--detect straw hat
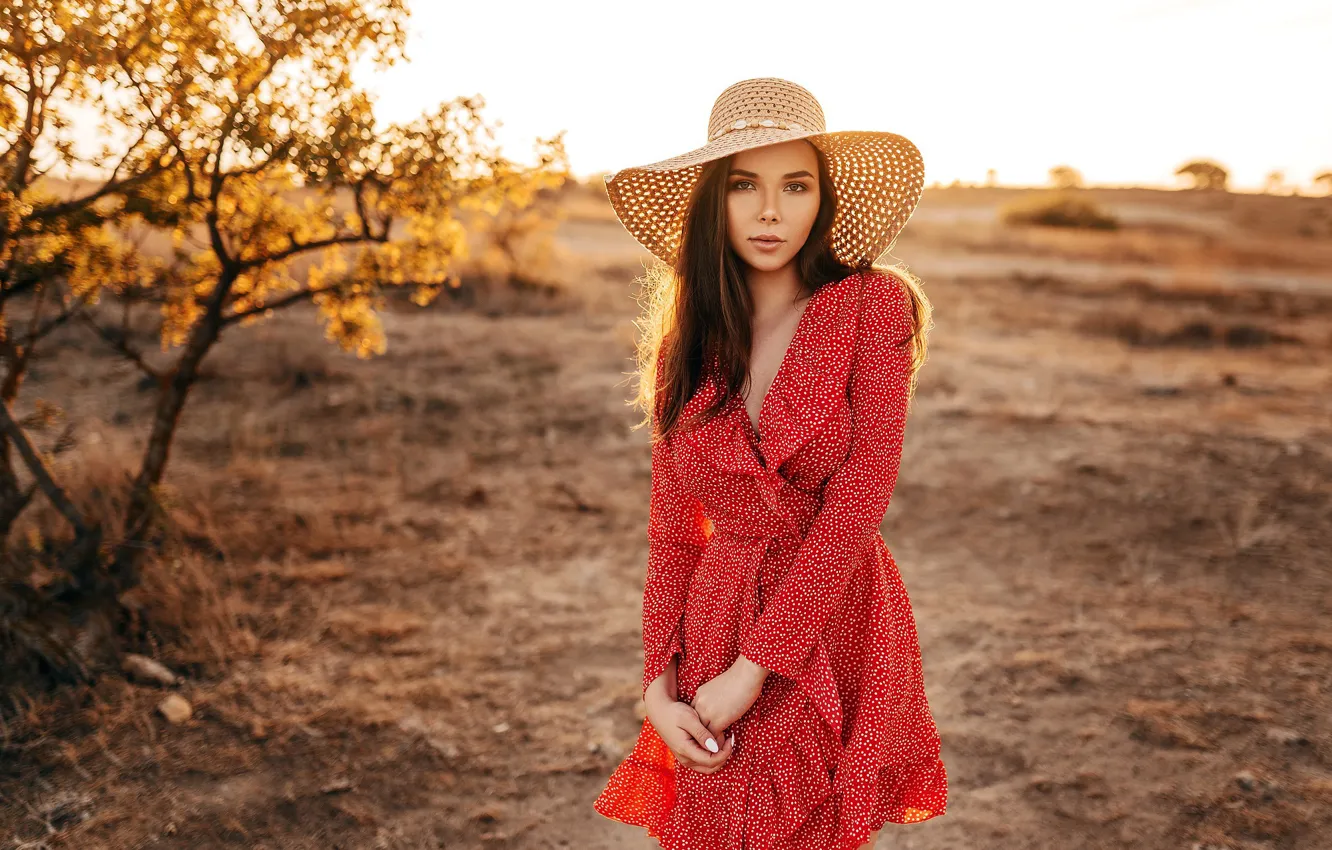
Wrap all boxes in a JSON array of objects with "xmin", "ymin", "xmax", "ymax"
[{"xmin": 603, "ymin": 77, "xmax": 925, "ymax": 268}]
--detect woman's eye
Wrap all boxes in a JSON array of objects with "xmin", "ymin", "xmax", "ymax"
[{"xmin": 729, "ymin": 180, "xmax": 808, "ymax": 191}]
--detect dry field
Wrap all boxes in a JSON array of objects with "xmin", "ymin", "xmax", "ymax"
[{"xmin": 1, "ymin": 186, "xmax": 1329, "ymax": 849}]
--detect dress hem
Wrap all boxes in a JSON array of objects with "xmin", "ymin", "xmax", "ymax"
[{"xmin": 593, "ymin": 751, "xmax": 948, "ymax": 850}]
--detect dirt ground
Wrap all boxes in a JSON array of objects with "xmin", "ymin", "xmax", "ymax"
[{"xmin": 2, "ymin": 187, "xmax": 1330, "ymax": 849}]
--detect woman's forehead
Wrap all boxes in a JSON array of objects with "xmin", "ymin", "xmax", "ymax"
[{"xmin": 729, "ymin": 140, "xmax": 818, "ymax": 173}]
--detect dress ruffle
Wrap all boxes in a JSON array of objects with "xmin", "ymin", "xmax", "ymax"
[
  {"xmin": 594, "ymin": 681, "xmax": 948, "ymax": 850},
  {"xmin": 592, "ymin": 718, "xmax": 677, "ymax": 839},
  {"xmin": 753, "ymin": 339, "xmax": 847, "ymax": 475},
  {"xmin": 744, "ymin": 683, "xmax": 840, "ymax": 846}
]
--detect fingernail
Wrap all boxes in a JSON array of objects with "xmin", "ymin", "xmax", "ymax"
[
  {"xmin": 705, "ymin": 737, "xmax": 718, "ymax": 753},
  {"xmin": 729, "ymin": 733, "xmax": 735, "ymax": 747}
]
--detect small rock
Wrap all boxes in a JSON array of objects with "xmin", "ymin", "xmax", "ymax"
[
  {"xmin": 1141, "ymin": 385, "xmax": 1182, "ymax": 397},
  {"xmin": 157, "ymin": 694, "xmax": 192, "ymax": 725},
  {"xmin": 39, "ymin": 790, "xmax": 94, "ymax": 828},
  {"xmin": 1234, "ymin": 770, "xmax": 1258, "ymax": 790},
  {"xmin": 122, "ymin": 653, "xmax": 177, "ymax": 687},
  {"xmin": 321, "ymin": 777, "xmax": 355, "ymax": 794},
  {"xmin": 492, "ymin": 722, "xmax": 510, "ymax": 734},
  {"xmin": 1073, "ymin": 771, "xmax": 1107, "ymax": 798},
  {"xmin": 471, "ymin": 804, "xmax": 502, "ymax": 824},
  {"xmin": 1265, "ymin": 726, "xmax": 1308, "ymax": 746}
]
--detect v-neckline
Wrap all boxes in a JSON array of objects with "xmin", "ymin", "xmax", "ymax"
[{"xmin": 741, "ymin": 288, "xmax": 818, "ymax": 444}]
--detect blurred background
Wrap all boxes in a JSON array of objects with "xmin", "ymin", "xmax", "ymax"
[{"xmin": 1, "ymin": 1, "xmax": 1328, "ymax": 848}]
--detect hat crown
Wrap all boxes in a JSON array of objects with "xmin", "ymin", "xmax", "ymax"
[{"xmin": 706, "ymin": 77, "xmax": 827, "ymax": 142}]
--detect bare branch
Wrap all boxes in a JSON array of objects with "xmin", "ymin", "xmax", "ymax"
[
  {"xmin": 238, "ymin": 231, "xmax": 382, "ymax": 271},
  {"xmin": 0, "ymin": 399, "xmax": 90, "ymax": 535},
  {"xmin": 23, "ymin": 161, "xmax": 173, "ymax": 224},
  {"xmin": 353, "ymin": 180, "xmax": 373, "ymax": 238},
  {"xmin": 75, "ymin": 313, "xmax": 164, "ymax": 382},
  {"xmin": 24, "ymin": 305, "xmax": 82, "ymax": 345},
  {"xmin": 221, "ymin": 285, "xmax": 322, "ymax": 325}
]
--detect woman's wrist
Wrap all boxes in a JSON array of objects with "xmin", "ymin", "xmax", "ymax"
[
  {"xmin": 734, "ymin": 653, "xmax": 770, "ymax": 685},
  {"xmin": 645, "ymin": 677, "xmax": 674, "ymax": 706},
  {"xmin": 645, "ymin": 655, "xmax": 680, "ymax": 703}
]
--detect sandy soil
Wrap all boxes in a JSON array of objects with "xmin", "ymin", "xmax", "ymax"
[{"xmin": 2, "ymin": 187, "xmax": 1330, "ymax": 849}]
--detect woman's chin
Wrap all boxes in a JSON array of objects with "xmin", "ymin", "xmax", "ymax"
[{"xmin": 740, "ymin": 249, "xmax": 795, "ymax": 272}]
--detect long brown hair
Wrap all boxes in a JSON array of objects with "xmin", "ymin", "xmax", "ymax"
[{"xmin": 629, "ymin": 141, "xmax": 932, "ymax": 442}]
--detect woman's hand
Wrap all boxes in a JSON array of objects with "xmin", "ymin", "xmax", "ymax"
[
  {"xmin": 645, "ymin": 689, "xmax": 735, "ymax": 774},
  {"xmin": 689, "ymin": 654, "xmax": 768, "ymax": 746}
]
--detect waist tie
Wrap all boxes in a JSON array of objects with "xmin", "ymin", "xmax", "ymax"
[
  {"xmin": 708, "ymin": 519, "xmax": 845, "ymax": 741},
  {"xmin": 710, "ymin": 521, "xmax": 800, "ymax": 624}
]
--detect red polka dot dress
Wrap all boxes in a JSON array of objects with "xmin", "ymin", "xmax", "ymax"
[{"xmin": 594, "ymin": 270, "xmax": 949, "ymax": 849}]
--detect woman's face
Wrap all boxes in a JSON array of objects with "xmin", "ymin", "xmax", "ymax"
[{"xmin": 725, "ymin": 140, "xmax": 821, "ymax": 273}]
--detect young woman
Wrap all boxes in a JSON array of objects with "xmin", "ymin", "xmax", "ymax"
[{"xmin": 593, "ymin": 78, "xmax": 948, "ymax": 850}]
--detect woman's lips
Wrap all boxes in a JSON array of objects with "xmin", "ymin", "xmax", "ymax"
[{"xmin": 749, "ymin": 237, "xmax": 784, "ymax": 252}]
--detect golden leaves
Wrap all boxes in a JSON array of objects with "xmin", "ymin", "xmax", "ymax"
[
  {"xmin": 4, "ymin": 0, "xmax": 568, "ymax": 367},
  {"xmin": 312, "ymin": 285, "xmax": 385, "ymax": 359}
]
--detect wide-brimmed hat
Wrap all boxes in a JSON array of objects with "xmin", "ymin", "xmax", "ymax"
[{"xmin": 603, "ymin": 77, "xmax": 925, "ymax": 269}]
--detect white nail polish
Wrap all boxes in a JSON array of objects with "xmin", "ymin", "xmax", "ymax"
[{"xmin": 706, "ymin": 737, "xmax": 718, "ymax": 753}]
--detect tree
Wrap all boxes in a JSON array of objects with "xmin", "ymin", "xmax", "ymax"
[
  {"xmin": 1, "ymin": 0, "xmax": 178, "ymax": 595},
  {"xmin": 1048, "ymin": 165, "xmax": 1082, "ymax": 190},
  {"xmin": 1, "ymin": 0, "xmax": 567, "ymax": 679},
  {"xmin": 1175, "ymin": 159, "xmax": 1229, "ymax": 191},
  {"xmin": 1314, "ymin": 170, "xmax": 1332, "ymax": 196}
]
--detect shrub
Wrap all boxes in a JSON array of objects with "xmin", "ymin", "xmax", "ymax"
[{"xmin": 999, "ymin": 191, "xmax": 1119, "ymax": 230}]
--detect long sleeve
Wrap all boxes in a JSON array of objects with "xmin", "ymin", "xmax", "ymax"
[
  {"xmin": 739, "ymin": 276, "xmax": 915, "ymax": 680},
  {"xmin": 641, "ymin": 429, "xmax": 711, "ymax": 698}
]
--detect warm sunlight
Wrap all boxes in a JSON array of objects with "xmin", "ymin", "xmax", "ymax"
[
  {"xmin": 358, "ymin": 0, "xmax": 1331, "ymax": 191},
  {"xmin": 4, "ymin": 2, "xmax": 1329, "ymax": 847}
]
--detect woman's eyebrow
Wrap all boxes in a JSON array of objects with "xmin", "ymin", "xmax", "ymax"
[{"xmin": 729, "ymin": 168, "xmax": 814, "ymax": 179}]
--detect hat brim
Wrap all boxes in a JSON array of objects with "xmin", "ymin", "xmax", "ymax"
[{"xmin": 604, "ymin": 128, "xmax": 924, "ymax": 268}]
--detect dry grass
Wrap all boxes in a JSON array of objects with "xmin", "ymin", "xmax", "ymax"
[
  {"xmin": 911, "ymin": 186, "xmax": 1332, "ymax": 273},
  {"xmin": 1, "ymin": 185, "xmax": 1329, "ymax": 849}
]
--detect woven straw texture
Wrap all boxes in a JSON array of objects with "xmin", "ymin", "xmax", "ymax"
[{"xmin": 604, "ymin": 78, "xmax": 924, "ymax": 268}]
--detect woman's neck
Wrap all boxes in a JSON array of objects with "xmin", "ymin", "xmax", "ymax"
[{"xmin": 744, "ymin": 262, "xmax": 806, "ymax": 317}]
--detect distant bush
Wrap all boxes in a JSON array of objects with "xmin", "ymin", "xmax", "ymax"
[
  {"xmin": 999, "ymin": 191, "xmax": 1119, "ymax": 229},
  {"xmin": 1176, "ymin": 159, "xmax": 1229, "ymax": 191},
  {"xmin": 1048, "ymin": 165, "xmax": 1084, "ymax": 190}
]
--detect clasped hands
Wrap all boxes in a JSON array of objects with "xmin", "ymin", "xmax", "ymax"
[{"xmin": 644, "ymin": 653, "xmax": 769, "ymax": 774}]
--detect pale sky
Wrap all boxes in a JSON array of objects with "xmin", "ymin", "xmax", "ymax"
[{"xmin": 357, "ymin": 0, "xmax": 1331, "ymax": 191}]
